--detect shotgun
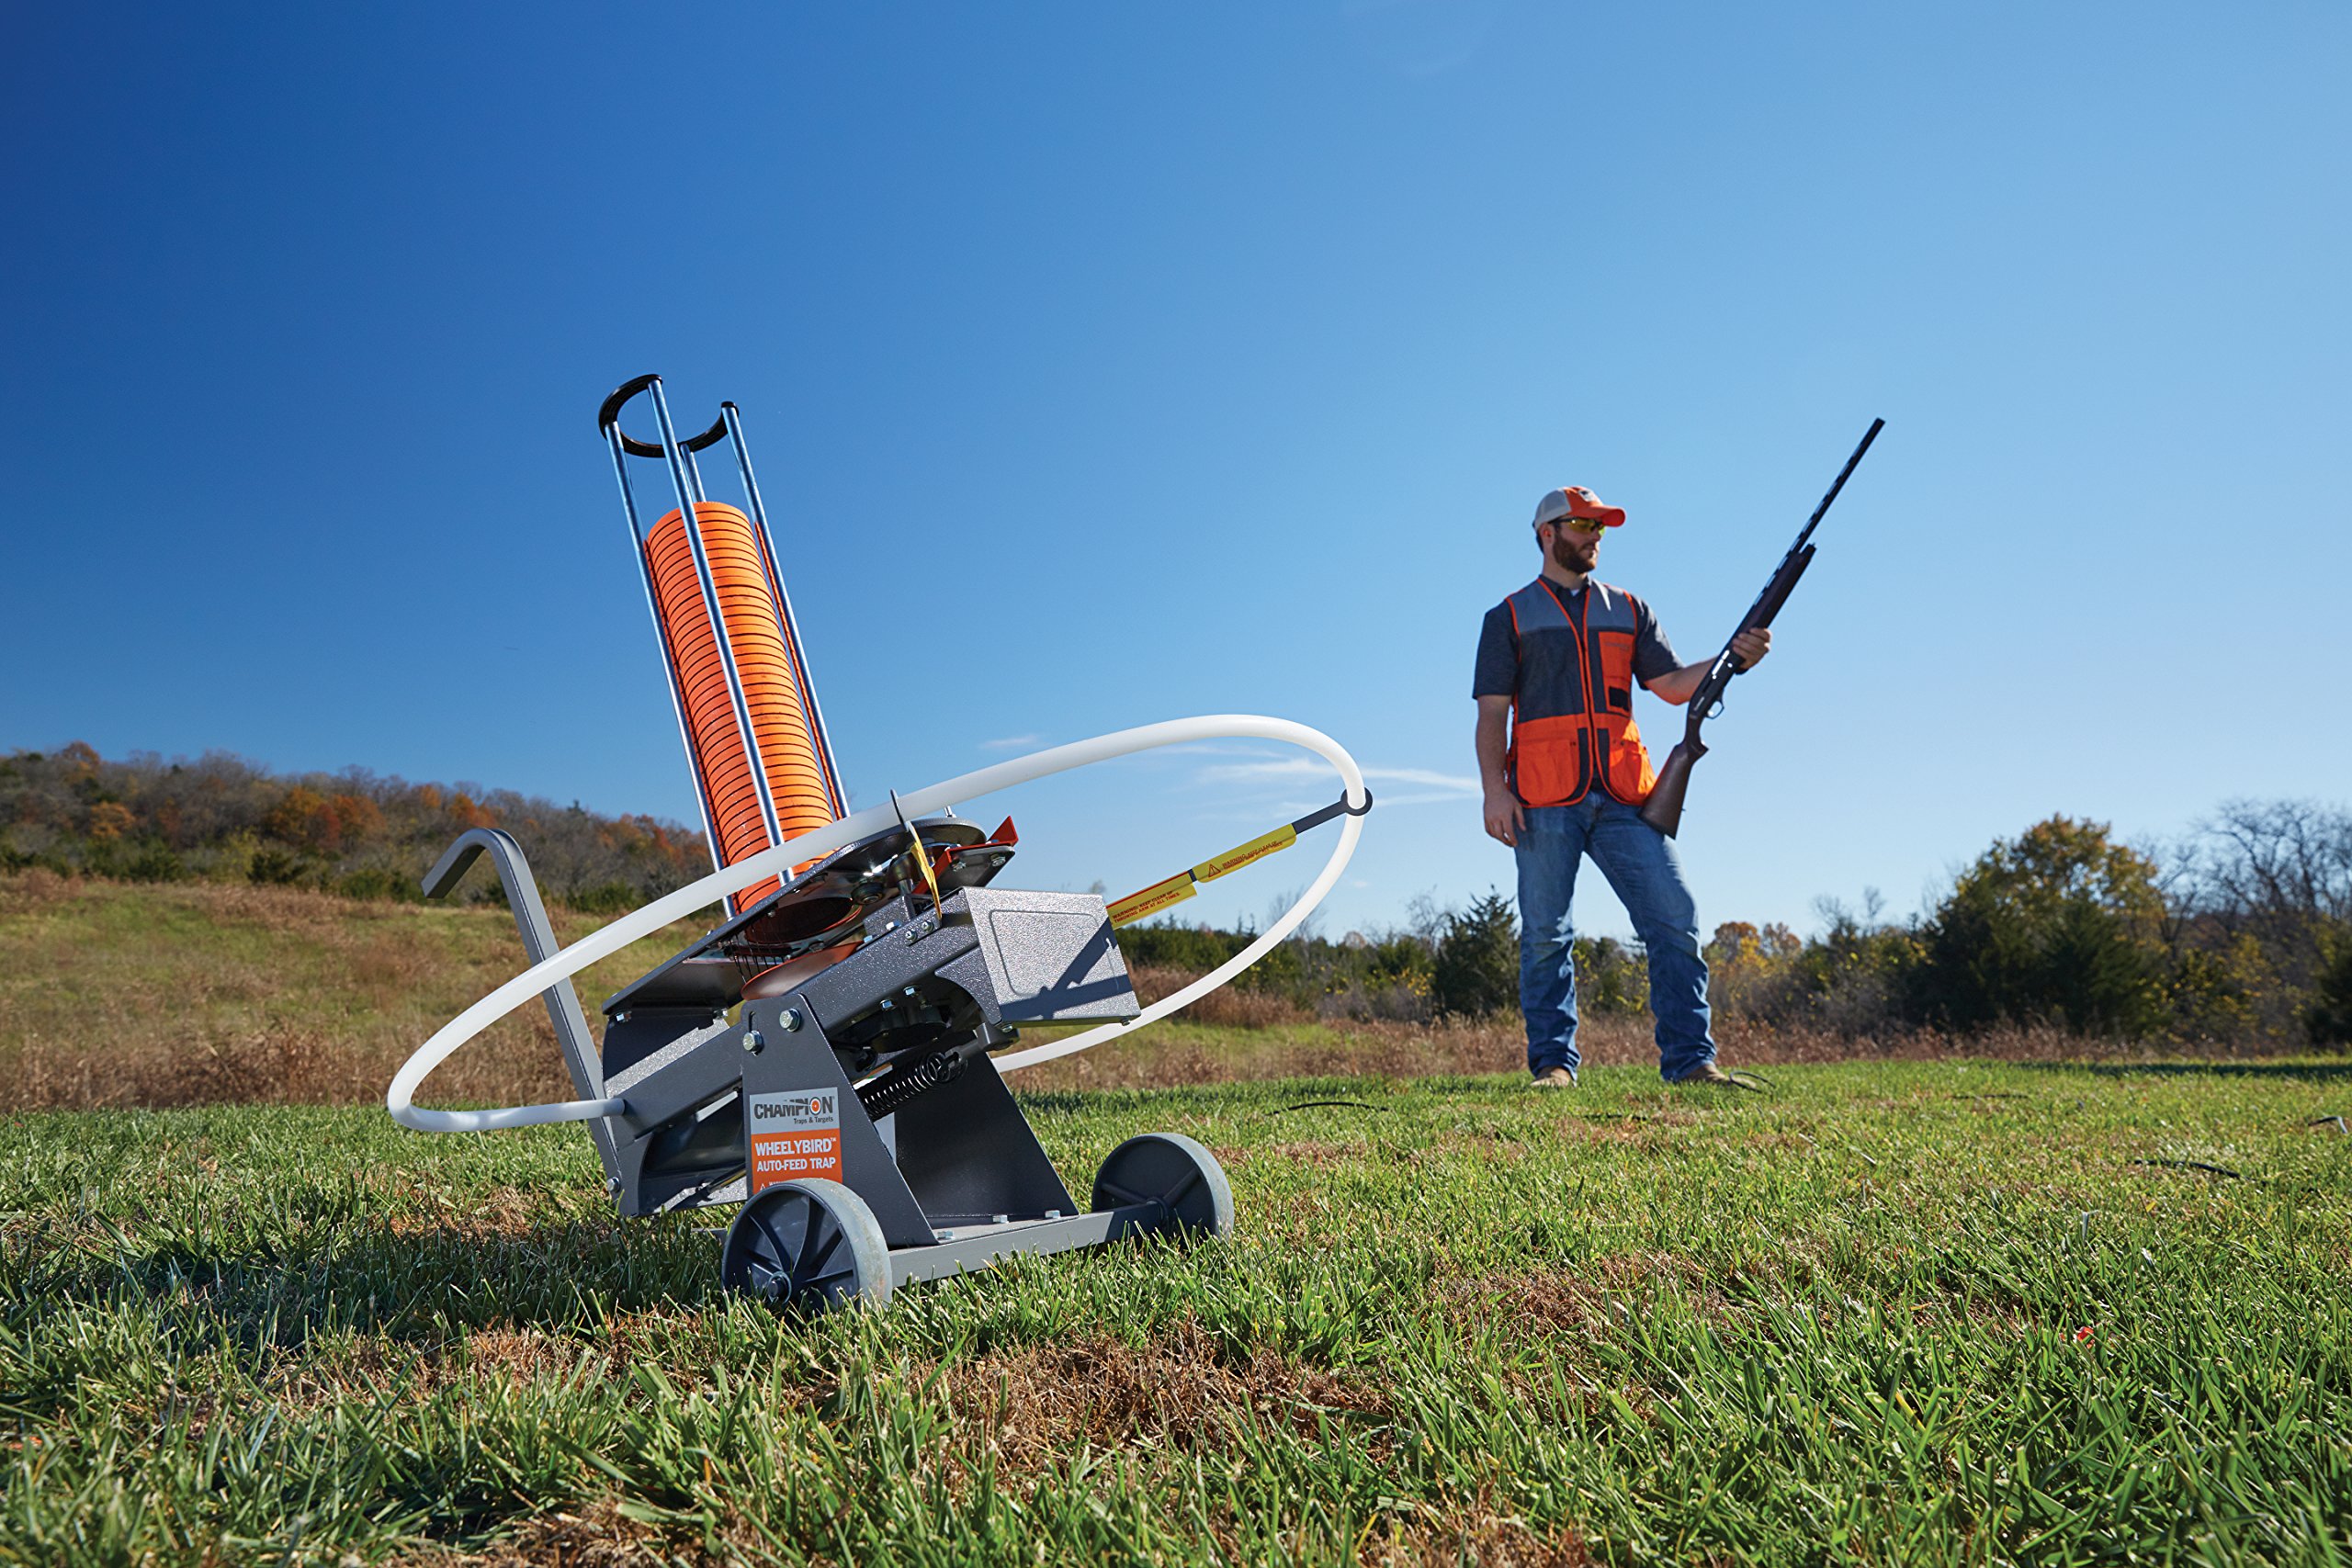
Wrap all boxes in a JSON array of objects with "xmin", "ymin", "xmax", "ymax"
[{"xmin": 1638, "ymin": 418, "xmax": 1884, "ymax": 839}]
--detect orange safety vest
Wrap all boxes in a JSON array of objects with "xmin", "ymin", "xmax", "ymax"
[{"xmin": 1503, "ymin": 579, "xmax": 1659, "ymax": 807}]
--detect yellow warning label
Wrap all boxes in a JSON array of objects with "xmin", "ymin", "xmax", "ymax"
[
  {"xmin": 1193, "ymin": 824, "xmax": 1297, "ymax": 884},
  {"xmin": 1108, "ymin": 872, "xmax": 1197, "ymax": 928}
]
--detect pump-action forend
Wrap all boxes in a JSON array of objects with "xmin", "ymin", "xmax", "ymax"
[{"xmin": 1637, "ymin": 418, "xmax": 1885, "ymax": 839}]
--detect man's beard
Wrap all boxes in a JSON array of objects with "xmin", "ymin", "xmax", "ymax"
[{"xmin": 1550, "ymin": 534, "xmax": 1599, "ymax": 575}]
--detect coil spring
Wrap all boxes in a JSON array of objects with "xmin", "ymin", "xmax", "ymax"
[{"xmin": 857, "ymin": 1046, "xmax": 969, "ymax": 1120}]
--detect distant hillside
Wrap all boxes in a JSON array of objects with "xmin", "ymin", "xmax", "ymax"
[
  {"xmin": 0, "ymin": 742, "xmax": 709, "ymax": 911},
  {"xmin": 0, "ymin": 869, "xmax": 709, "ymax": 1112}
]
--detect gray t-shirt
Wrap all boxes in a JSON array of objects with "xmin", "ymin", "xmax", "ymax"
[{"xmin": 1473, "ymin": 579, "xmax": 1681, "ymax": 700}]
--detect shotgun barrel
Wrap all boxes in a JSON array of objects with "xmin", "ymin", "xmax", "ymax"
[{"xmin": 1638, "ymin": 419, "xmax": 1883, "ymax": 838}]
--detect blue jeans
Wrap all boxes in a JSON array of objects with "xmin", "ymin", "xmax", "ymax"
[{"xmin": 1514, "ymin": 795, "xmax": 1717, "ymax": 1082}]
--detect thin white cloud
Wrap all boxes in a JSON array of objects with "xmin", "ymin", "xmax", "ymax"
[
  {"xmin": 979, "ymin": 734, "xmax": 1043, "ymax": 751},
  {"xmin": 1185, "ymin": 773, "xmax": 1486, "ymax": 829},
  {"xmin": 1189, "ymin": 757, "xmax": 1321, "ymax": 784},
  {"xmin": 1193, "ymin": 757, "xmax": 1479, "ymax": 796},
  {"xmin": 1363, "ymin": 766, "xmax": 1480, "ymax": 792},
  {"xmin": 1150, "ymin": 741, "xmax": 1302, "ymax": 760}
]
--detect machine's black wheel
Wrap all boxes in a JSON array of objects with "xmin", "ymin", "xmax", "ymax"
[
  {"xmin": 720, "ymin": 1178, "xmax": 892, "ymax": 1313},
  {"xmin": 1091, "ymin": 1133, "xmax": 1234, "ymax": 1239}
]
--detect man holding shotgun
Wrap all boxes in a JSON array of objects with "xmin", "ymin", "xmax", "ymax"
[
  {"xmin": 1473, "ymin": 486, "xmax": 1762, "ymax": 1089},
  {"xmin": 1473, "ymin": 423, "xmax": 1882, "ymax": 1089}
]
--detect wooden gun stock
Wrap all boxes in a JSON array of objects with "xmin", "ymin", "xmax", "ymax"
[{"xmin": 1638, "ymin": 710, "xmax": 1709, "ymax": 839}]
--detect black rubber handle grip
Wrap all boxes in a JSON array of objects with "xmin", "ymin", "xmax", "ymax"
[{"xmin": 597, "ymin": 374, "xmax": 727, "ymax": 458}]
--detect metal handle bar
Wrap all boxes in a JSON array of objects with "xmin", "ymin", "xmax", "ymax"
[
  {"xmin": 420, "ymin": 829, "xmax": 620, "ymax": 1179},
  {"xmin": 598, "ymin": 374, "xmax": 727, "ymax": 458}
]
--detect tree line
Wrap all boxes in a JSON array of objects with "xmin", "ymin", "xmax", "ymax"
[
  {"xmin": 9, "ymin": 742, "xmax": 2346, "ymax": 1047},
  {"xmin": 0, "ymin": 742, "xmax": 708, "ymax": 911},
  {"xmin": 1120, "ymin": 804, "xmax": 2352, "ymax": 1049}
]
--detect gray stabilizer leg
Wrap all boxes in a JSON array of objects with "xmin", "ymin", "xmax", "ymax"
[{"xmin": 422, "ymin": 829, "xmax": 621, "ymax": 1186}]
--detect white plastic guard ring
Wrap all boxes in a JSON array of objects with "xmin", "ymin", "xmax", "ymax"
[{"xmin": 387, "ymin": 715, "xmax": 1368, "ymax": 1133}]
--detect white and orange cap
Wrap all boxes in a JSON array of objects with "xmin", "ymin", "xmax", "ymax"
[{"xmin": 1532, "ymin": 485, "xmax": 1626, "ymax": 530}]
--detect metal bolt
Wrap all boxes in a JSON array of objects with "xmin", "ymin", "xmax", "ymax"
[
  {"xmin": 780, "ymin": 1009, "xmax": 801, "ymax": 1032},
  {"xmin": 741, "ymin": 1029, "xmax": 764, "ymax": 1055},
  {"xmin": 607, "ymin": 1177, "xmax": 622, "ymax": 1194},
  {"xmin": 903, "ymin": 986, "xmax": 917, "ymax": 997}
]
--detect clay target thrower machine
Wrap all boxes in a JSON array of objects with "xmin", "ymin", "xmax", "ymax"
[
  {"xmin": 416, "ymin": 375, "xmax": 1230, "ymax": 1313},
  {"xmin": 394, "ymin": 376, "xmax": 1373, "ymax": 1314}
]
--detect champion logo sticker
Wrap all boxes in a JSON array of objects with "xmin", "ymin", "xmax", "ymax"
[{"xmin": 747, "ymin": 1089, "xmax": 842, "ymax": 1191}]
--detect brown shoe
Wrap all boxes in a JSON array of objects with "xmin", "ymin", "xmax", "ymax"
[
  {"xmin": 1528, "ymin": 1066, "xmax": 1577, "ymax": 1089},
  {"xmin": 1672, "ymin": 1063, "xmax": 1762, "ymax": 1090}
]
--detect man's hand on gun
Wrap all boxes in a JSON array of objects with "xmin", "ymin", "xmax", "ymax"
[{"xmin": 1728, "ymin": 626, "xmax": 1772, "ymax": 670}]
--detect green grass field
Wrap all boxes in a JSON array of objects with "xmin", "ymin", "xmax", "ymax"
[{"xmin": 5, "ymin": 1062, "xmax": 2348, "ymax": 1565}]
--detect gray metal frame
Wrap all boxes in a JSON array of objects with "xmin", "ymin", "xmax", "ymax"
[
  {"xmin": 420, "ymin": 829, "xmax": 621, "ymax": 1185},
  {"xmin": 421, "ymin": 731, "xmax": 1228, "ymax": 1303},
  {"xmin": 641, "ymin": 379, "xmax": 786, "ymax": 856},
  {"xmin": 596, "ymin": 885, "xmax": 1136, "ymax": 1216},
  {"xmin": 600, "ymin": 377, "xmax": 843, "ymax": 903},
  {"xmin": 605, "ymin": 423, "xmax": 724, "ymax": 873},
  {"xmin": 719, "ymin": 400, "xmax": 845, "ymax": 817},
  {"xmin": 715, "ymin": 997, "xmax": 1184, "ymax": 1294}
]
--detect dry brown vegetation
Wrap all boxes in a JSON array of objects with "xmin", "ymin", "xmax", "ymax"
[
  {"xmin": 0, "ymin": 869, "xmax": 689, "ymax": 1113},
  {"xmin": 406, "ymin": 1501, "xmax": 684, "ymax": 1568},
  {"xmin": 922, "ymin": 1325, "xmax": 1588, "ymax": 1567},
  {"xmin": 388, "ymin": 1325, "xmax": 1581, "ymax": 1567},
  {"xmin": 1018, "ymin": 984, "xmax": 2273, "ymax": 1094},
  {"xmin": 941, "ymin": 1321, "xmax": 1390, "ymax": 1481},
  {"xmin": 1, "ymin": 870, "xmax": 2299, "ymax": 1116}
]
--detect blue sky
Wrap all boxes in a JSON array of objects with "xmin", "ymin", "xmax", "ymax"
[{"xmin": 5, "ymin": 3, "xmax": 2347, "ymax": 942}]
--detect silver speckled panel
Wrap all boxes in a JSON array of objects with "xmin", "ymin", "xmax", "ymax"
[{"xmin": 962, "ymin": 887, "xmax": 1140, "ymax": 1023}]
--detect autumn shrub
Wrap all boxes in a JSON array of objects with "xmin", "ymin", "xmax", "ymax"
[
  {"xmin": 567, "ymin": 881, "xmax": 644, "ymax": 916},
  {"xmin": 1705, "ymin": 919, "xmax": 1803, "ymax": 1017},
  {"xmin": 2164, "ymin": 933, "xmax": 2282, "ymax": 1042},
  {"xmin": 1911, "ymin": 817, "xmax": 2169, "ymax": 1037},
  {"xmin": 2305, "ymin": 921, "xmax": 2352, "ymax": 1048},
  {"xmin": 1115, "ymin": 919, "xmax": 1435, "ymax": 1020},
  {"xmin": 123, "ymin": 840, "xmax": 187, "ymax": 883},
  {"xmin": 248, "ymin": 845, "xmax": 312, "ymax": 886},
  {"xmin": 1431, "ymin": 891, "xmax": 1518, "ymax": 1018},
  {"xmin": 78, "ymin": 833, "xmax": 187, "ymax": 884},
  {"xmin": 1115, "ymin": 922, "xmax": 1252, "ymax": 976},
  {"xmin": 334, "ymin": 866, "xmax": 418, "ymax": 902},
  {"xmin": 1573, "ymin": 935, "xmax": 1647, "ymax": 1015}
]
